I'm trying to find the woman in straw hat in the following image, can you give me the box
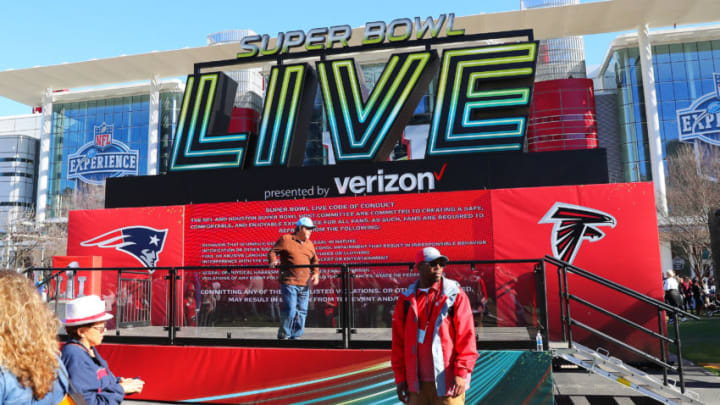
[61,295,144,405]
[0,270,70,404]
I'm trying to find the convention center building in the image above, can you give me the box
[0,1,715,260]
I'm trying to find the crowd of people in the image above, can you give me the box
[664,269,718,317]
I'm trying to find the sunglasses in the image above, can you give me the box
[426,259,447,268]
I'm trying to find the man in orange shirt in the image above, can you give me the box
[268,217,319,340]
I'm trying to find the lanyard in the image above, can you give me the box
[417,280,441,332]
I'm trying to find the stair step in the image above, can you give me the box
[553,342,700,405]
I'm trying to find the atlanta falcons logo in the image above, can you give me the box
[539,203,616,264]
[81,226,168,268]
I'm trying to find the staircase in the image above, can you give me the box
[553,342,701,404]
[543,256,704,405]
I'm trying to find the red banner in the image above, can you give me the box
[67,206,185,326]
[184,191,493,265]
[66,183,663,352]
[98,344,552,404]
[99,344,390,403]
[491,182,662,353]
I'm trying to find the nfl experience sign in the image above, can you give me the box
[68,123,139,185]
[677,72,720,146]
[168,15,539,171]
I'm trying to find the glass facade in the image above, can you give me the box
[521,0,586,81]
[610,39,720,182]
[159,92,183,174]
[0,133,39,228]
[48,91,182,218]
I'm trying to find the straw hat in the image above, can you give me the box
[63,295,113,326]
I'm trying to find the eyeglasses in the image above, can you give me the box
[91,326,106,333]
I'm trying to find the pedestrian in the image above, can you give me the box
[663,270,684,322]
[268,217,319,340]
[0,270,70,404]
[692,277,705,317]
[391,247,478,404]
[680,276,693,312]
[61,295,145,404]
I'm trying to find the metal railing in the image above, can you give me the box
[545,255,699,393]
[116,270,152,328]
[26,259,548,350]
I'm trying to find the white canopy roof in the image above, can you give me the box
[1,0,719,106]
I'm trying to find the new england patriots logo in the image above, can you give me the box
[81,226,168,268]
[539,203,616,264]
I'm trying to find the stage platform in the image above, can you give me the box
[100,344,553,403]
[101,325,537,349]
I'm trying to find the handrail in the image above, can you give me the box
[25,259,548,351]
[28,258,545,272]
[570,319,675,369]
[568,294,674,344]
[544,256,699,320]
[545,255,694,393]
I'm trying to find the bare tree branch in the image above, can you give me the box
[661,143,720,280]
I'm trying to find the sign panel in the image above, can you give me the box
[77,183,661,354]
[106,149,609,208]
[168,26,538,172]
[492,181,662,356]
[184,190,493,266]
[677,72,720,146]
[67,206,185,326]
[101,344,552,404]
[67,123,140,185]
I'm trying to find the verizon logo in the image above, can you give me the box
[334,167,444,195]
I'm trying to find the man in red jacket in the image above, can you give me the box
[391,247,478,404]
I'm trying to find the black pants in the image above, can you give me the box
[665,289,683,308]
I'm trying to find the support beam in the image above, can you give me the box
[638,24,671,272]
[36,89,53,222]
[147,75,160,176]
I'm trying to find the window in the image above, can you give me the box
[660,101,675,120]
[654,45,670,63]
[673,82,689,100]
[698,42,713,60]
[669,44,684,62]
[657,63,673,83]
[671,62,687,81]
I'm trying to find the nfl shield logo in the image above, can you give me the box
[94,123,114,149]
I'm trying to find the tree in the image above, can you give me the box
[0,182,106,270]
[1,208,67,270]
[661,142,720,280]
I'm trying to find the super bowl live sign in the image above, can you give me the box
[677,73,720,146]
[168,15,538,172]
[67,123,139,185]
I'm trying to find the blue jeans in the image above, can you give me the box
[279,284,309,339]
